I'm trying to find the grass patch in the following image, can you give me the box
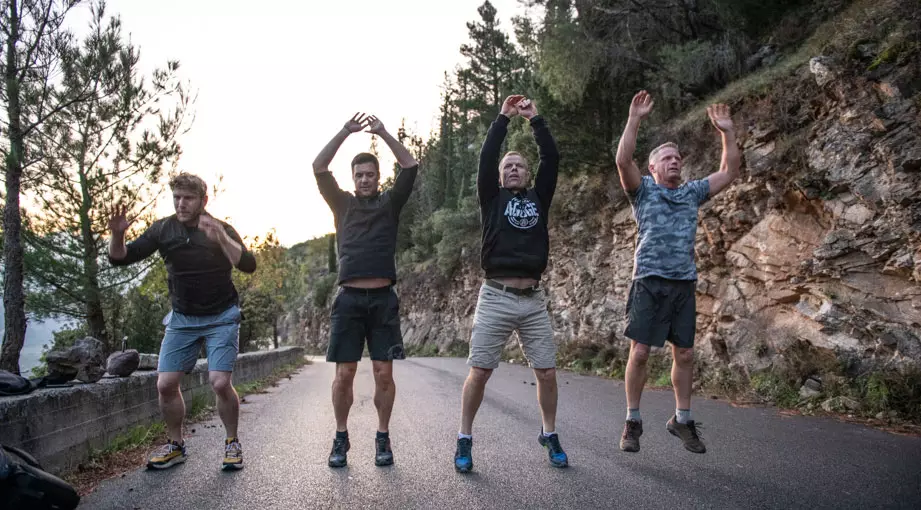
[867,39,918,70]
[95,422,166,458]
[186,394,215,422]
[750,372,800,408]
[652,370,672,388]
[405,343,440,357]
[852,369,921,422]
[234,357,311,398]
[405,340,469,358]
[674,0,892,131]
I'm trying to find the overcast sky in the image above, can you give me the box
[61,0,531,246]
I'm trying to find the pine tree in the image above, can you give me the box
[24,2,193,350]
[0,0,81,373]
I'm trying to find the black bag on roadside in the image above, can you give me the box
[0,370,34,397]
[0,444,80,510]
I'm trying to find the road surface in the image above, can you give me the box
[79,357,921,509]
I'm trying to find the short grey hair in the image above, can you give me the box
[648,142,680,165]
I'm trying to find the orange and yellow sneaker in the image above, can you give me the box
[222,437,243,470]
[147,440,186,470]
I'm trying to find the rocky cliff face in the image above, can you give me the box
[282,13,921,402]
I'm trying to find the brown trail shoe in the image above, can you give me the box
[620,420,643,452]
[666,415,706,453]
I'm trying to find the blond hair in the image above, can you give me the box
[501,151,529,169]
[648,142,680,165]
[169,172,207,198]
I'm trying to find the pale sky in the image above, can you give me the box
[65,0,530,247]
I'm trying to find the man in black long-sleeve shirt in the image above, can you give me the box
[454,96,568,473]
[108,172,256,471]
[313,113,419,469]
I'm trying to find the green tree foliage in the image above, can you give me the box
[24,1,192,352]
[0,0,81,374]
[120,261,169,354]
[233,230,286,352]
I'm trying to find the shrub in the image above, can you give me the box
[312,273,338,308]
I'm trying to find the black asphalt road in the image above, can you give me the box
[79,357,921,509]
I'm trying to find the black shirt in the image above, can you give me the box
[316,165,418,285]
[109,215,257,316]
[477,115,560,281]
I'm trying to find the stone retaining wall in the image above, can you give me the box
[0,347,304,474]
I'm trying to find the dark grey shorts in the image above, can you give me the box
[624,276,696,348]
[327,286,405,363]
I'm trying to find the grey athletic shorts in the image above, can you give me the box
[468,281,556,369]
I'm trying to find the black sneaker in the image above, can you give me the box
[328,435,350,467]
[454,437,473,473]
[620,420,643,452]
[666,415,706,453]
[537,431,569,468]
[375,435,394,466]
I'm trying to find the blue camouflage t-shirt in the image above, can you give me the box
[627,175,710,281]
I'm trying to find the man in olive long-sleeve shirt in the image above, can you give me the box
[109,172,256,471]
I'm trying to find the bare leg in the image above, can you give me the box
[210,371,240,438]
[157,372,185,443]
[625,341,651,410]
[459,367,493,435]
[332,362,358,432]
[371,361,395,432]
[534,368,558,432]
[671,345,694,410]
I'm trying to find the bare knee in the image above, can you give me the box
[209,373,234,395]
[629,342,651,366]
[334,363,358,385]
[673,347,694,367]
[157,374,181,397]
[467,367,493,387]
[533,368,557,385]
[372,361,394,389]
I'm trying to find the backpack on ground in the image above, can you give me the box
[0,444,80,510]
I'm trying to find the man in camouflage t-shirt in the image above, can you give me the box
[614,90,740,454]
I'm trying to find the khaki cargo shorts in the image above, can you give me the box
[468,281,557,369]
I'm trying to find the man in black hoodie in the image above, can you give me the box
[454,95,566,473]
[313,113,418,469]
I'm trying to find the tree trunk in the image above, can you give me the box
[0,1,27,375]
[78,160,108,349]
[272,321,279,350]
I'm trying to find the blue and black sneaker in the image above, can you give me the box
[537,430,569,468]
[328,434,350,468]
[454,437,473,473]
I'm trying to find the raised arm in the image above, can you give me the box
[477,94,523,204]
[366,116,419,211]
[314,114,366,213]
[517,99,560,207]
[312,113,367,175]
[367,115,417,169]
[108,204,158,266]
[615,91,653,193]
[704,103,740,198]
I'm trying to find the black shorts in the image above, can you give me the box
[624,276,696,348]
[327,286,405,363]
